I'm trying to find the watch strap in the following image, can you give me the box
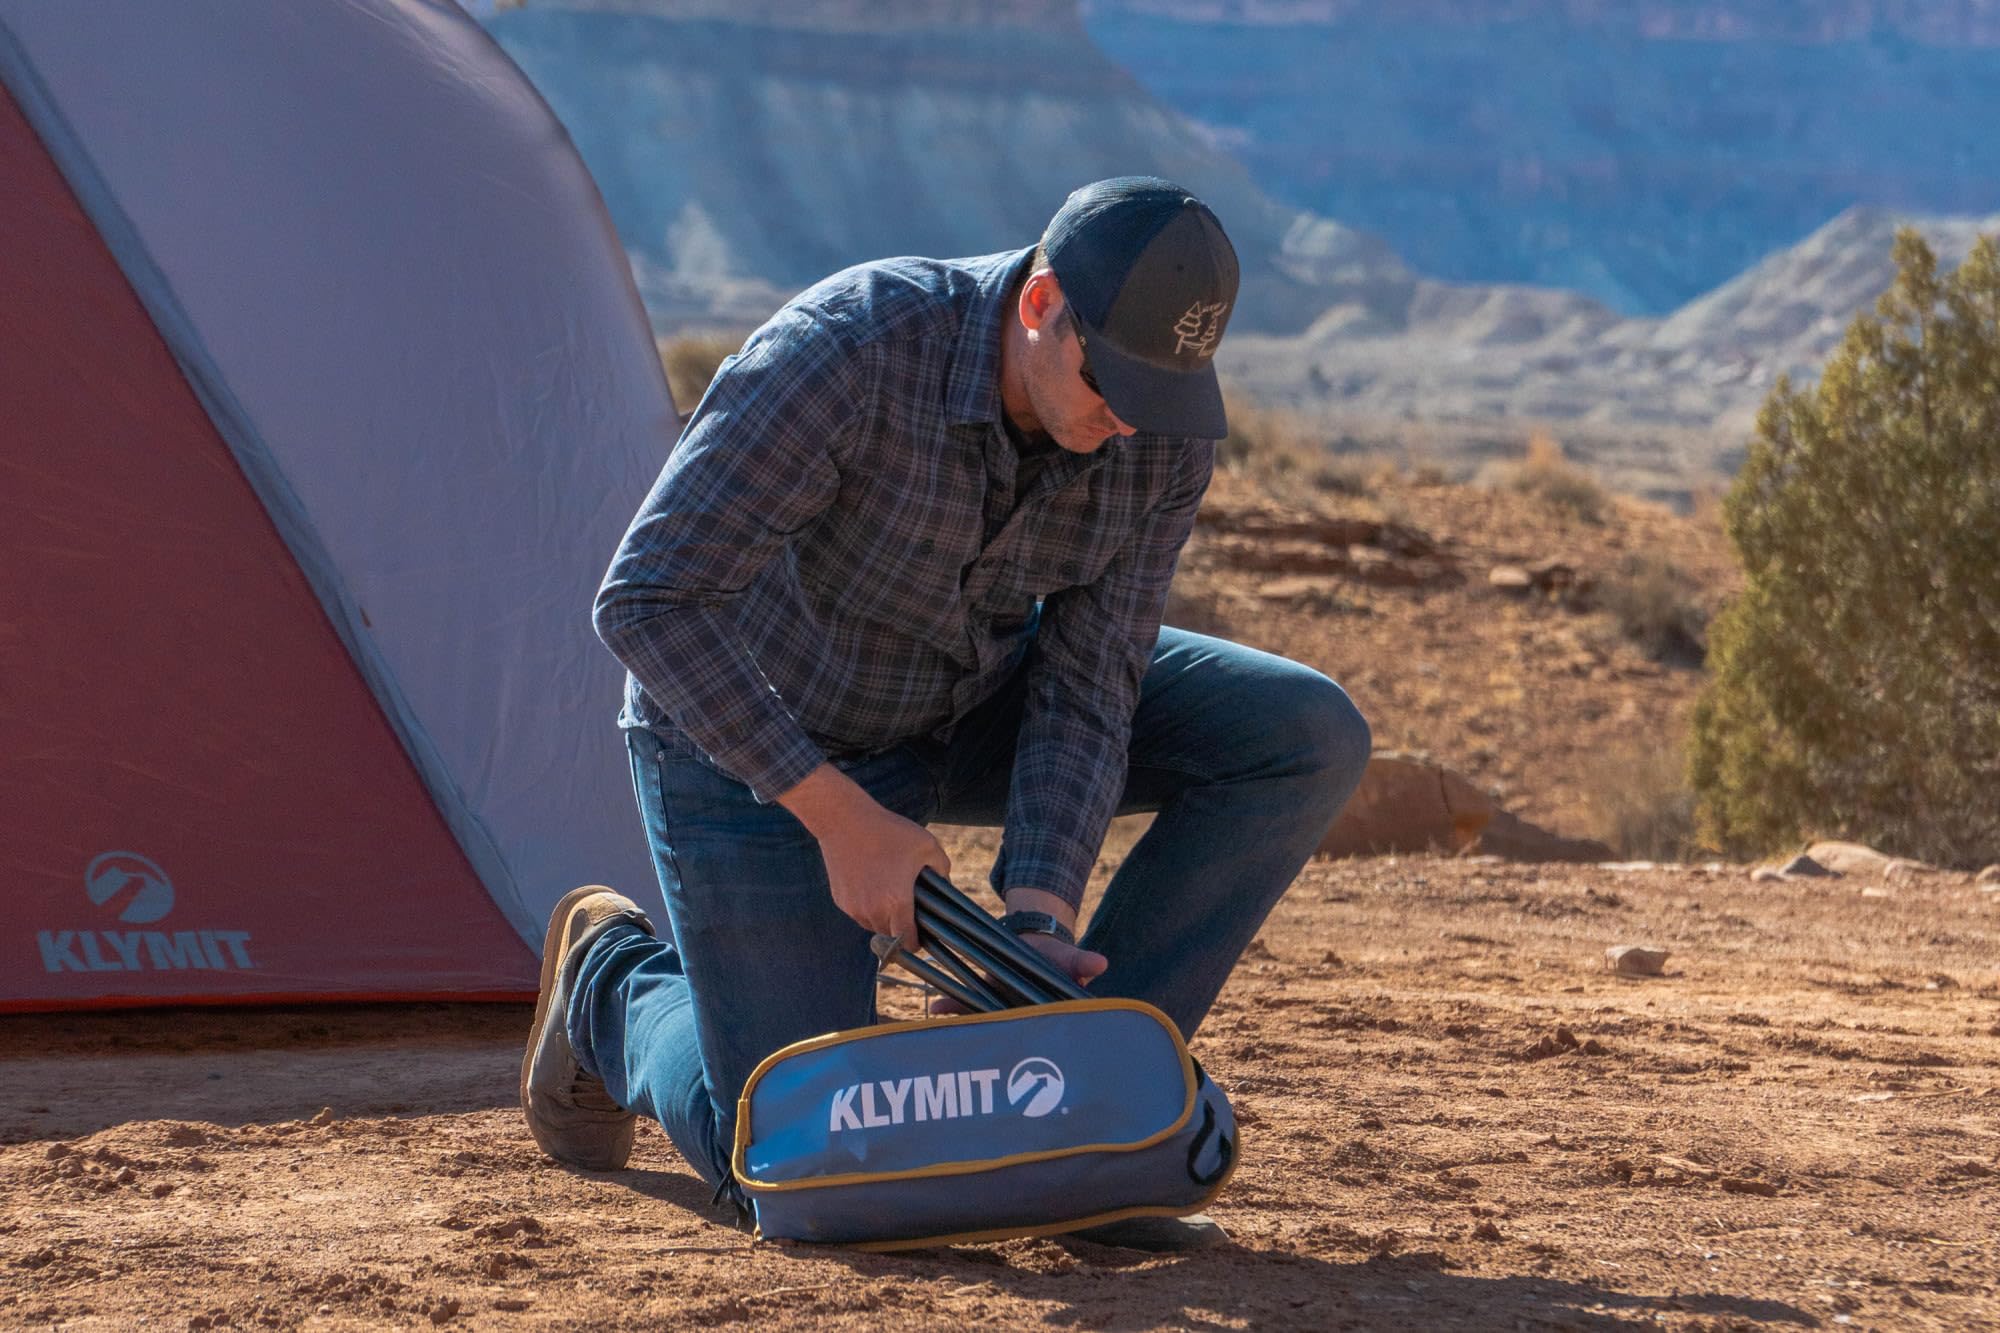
[998,909,1075,946]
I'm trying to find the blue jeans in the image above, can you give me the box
[569,627,1369,1192]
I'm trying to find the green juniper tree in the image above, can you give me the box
[1691,230,2000,866]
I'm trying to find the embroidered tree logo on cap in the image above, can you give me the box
[1173,301,1230,359]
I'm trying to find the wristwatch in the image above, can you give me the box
[998,909,1075,946]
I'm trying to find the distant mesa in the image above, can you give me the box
[486,1,2000,482]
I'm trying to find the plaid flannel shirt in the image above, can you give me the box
[594,247,1214,910]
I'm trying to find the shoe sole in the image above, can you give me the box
[1068,1213,1231,1252]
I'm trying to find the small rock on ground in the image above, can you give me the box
[1606,945,1668,976]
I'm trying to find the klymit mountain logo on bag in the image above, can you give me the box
[36,851,257,974]
[1005,1057,1065,1118]
[829,1058,1066,1132]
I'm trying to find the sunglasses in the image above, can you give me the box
[1068,314,1104,399]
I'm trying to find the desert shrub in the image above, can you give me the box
[1690,230,2000,867]
[1583,741,1698,861]
[1600,552,1706,666]
[1216,394,1313,481]
[1217,394,1393,501]
[1309,451,1398,497]
[1486,430,1608,522]
[1161,579,1237,640]
[658,332,743,415]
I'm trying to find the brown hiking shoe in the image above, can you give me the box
[520,884,655,1170]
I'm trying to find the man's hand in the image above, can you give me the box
[925,930,1106,1015]
[1018,928,1109,989]
[1000,886,1106,984]
[925,887,1107,1015]
[778,763,948,943]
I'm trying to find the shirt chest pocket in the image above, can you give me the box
[796,525,969,639]
[973,503,1133,613]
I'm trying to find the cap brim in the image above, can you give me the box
[1082,323,1229,440]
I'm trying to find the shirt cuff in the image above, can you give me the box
[697,710,828,805]
[988,828,1096,915]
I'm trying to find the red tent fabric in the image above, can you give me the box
[3,0,675,1014]
[0,84,538,1011]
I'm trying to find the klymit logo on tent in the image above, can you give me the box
[85,851,174,922]
[828,1058,1066,1133]
[36,852,257,974]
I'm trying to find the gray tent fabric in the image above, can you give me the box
[0,0,673,942]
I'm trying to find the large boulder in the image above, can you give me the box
[1477,807,1616,863]
[1318,752,1612,862]
[1802,840,1936,880]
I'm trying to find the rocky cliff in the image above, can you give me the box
[484,1,2000,492]
[485,1,1403,332]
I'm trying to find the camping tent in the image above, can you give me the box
[0,1,675,1011]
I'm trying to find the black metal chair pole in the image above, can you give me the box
[915,869,1090,1002]
[868,934,999,1013]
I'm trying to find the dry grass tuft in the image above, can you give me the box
[1217,394,1316,482]
[1600,552,1708,667]
[1581,740,1699,861]
[1404,456,1451,487]
[657,332,744,416]
[1218,393,1399,500]
[1310,451,1403,497]
[1484,430,1610,523]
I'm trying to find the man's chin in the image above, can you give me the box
[1054,427,1111,454]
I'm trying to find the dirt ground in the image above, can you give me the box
[5,835,1996,1331]
[1172,467,1739,845]
[5,472,1993,1329]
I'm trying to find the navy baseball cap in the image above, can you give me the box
[1041,176,1239,439]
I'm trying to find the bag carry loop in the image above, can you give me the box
[1185,1096,1235,1186]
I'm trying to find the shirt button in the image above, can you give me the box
[917,539,935,555]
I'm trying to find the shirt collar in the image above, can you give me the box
[944,246,1036,427]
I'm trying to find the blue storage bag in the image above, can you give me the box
[731,997,1237,1248]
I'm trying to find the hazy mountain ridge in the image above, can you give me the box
[1082,2,2000,314]
[1088,2,2000,44]
[486,4,1405,334]
[1216,208,2000,404]
[1218,206,2000,495]
[486,1,1999,491]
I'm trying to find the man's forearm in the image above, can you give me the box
[783,762,1074,932]
[776,762,874,839]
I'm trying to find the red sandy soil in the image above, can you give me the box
[4,847,1996,1330]
[1173,467,1739,842]
[6,474,1994,1329]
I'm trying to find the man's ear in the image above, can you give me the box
[1018,269,1063,331]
